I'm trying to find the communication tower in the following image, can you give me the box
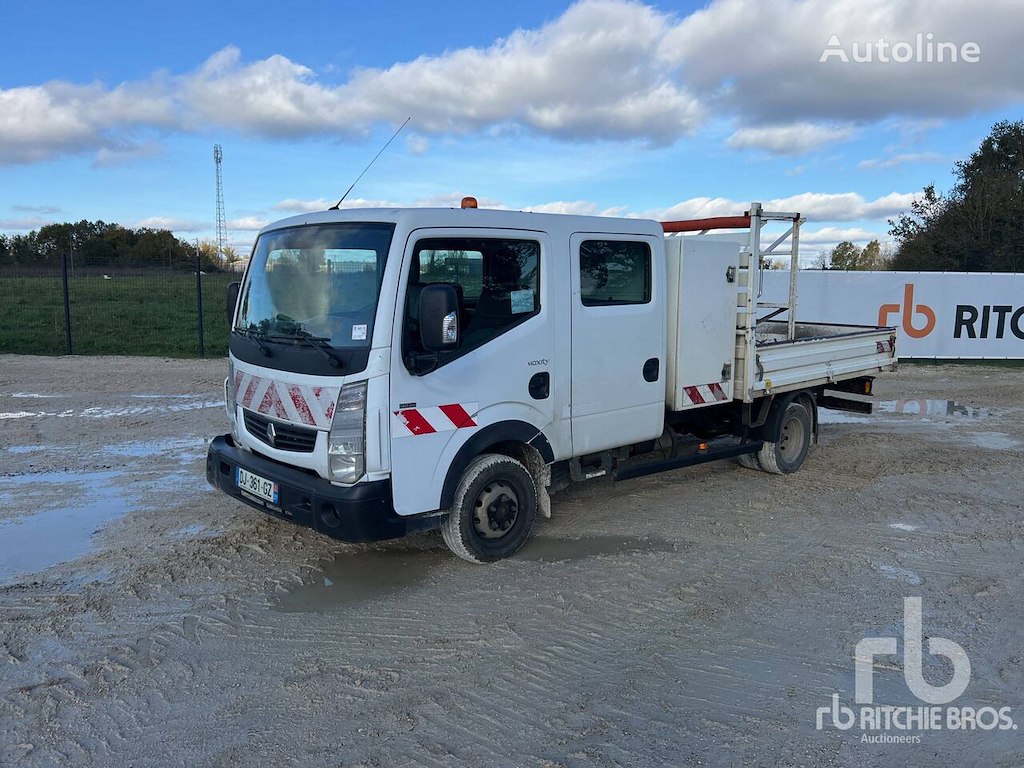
[214,144,227,262]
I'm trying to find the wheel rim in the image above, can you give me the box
[472,480,519,539]
[779,412,806,458]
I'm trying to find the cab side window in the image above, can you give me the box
[404,237,540,371]
[580,240,651,306]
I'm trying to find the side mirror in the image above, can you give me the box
[419,283,459,352]
[226,282,241,325]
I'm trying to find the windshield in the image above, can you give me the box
[236,223,395,348]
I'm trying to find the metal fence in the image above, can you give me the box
[0,251,236,357]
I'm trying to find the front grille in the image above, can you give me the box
[243,410,318,453]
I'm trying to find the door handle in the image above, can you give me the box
[643,358,660,382]
[529,372,550,400]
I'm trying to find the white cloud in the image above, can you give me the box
[660,0,1024,124]
[272,196,398,213]
[522,200,629,217]
[134,216,205,231]
[652,191,916,223]
[11,205,62,214]
[180,2,703,144]
[181,47,351,138]
[727,123,856,155]
[273,193,508,213]
[0,216,57,231]
[273,198,338,213]
[405,135,430,156]
[5,0,1019,165]
[0,81,174,165]
[93,141,165,168]
[227,216,271,231]
[798,226,885,245]
[268,190,916,229]
[858,152,953,169]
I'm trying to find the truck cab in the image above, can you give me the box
[208,206,670,561]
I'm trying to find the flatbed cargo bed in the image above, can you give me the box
[749,320,896,396]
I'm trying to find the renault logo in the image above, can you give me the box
[266,422,277,447]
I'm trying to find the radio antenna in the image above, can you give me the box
[329,117,412,210]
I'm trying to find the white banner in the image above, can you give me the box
[762,271,1024,359]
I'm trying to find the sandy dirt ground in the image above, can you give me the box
[1,355,1023,767]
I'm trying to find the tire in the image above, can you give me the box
[737,452,761,470]
[757,401,813,475]
[441,454,538,563]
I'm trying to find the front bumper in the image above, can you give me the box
[206,434,442,542]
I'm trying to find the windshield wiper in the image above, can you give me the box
[263,333,345,370]
[236,327,272,357]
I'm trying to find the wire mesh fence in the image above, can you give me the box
[0,251,237,357]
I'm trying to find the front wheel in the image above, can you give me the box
[757,401,813,475]
[441,454,538,563]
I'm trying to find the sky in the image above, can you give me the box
[2,0,1022,264]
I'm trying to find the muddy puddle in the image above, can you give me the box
[0,437,212,583]
[103,437,208,461]
[0,398,221,421]
[876,562,924,586]
[275,535,676,613]
[0,470,129,583]
[819,398,1002,425]
[819,398,1022,450]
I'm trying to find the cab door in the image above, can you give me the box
[569,233,666,454]
[388,229,563,516]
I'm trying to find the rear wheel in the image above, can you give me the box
[757,401,813,475]
[737,451,761,470]
[442,454,538,563]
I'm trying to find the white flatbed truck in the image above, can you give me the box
[207,201,897,562]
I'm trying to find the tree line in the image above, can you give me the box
[0,220,231,272]
[819,120,1023,271]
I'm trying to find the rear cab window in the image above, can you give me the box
[579,240,652,306]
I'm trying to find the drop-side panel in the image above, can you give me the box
[751,323,897,396]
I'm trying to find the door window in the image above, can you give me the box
[404,237,540,371]
[579,240,651,306]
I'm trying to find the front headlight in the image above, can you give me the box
[225,360,239,440]
[328,381,367,483]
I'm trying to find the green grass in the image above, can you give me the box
[4,274,1024,364]
[1,273,235,356]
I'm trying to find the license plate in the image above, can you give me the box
[236,467,279,504]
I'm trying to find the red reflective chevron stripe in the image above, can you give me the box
[709,382,727,401]
[396,409,436,436]
[288,386,315,425]
[439,403,477,428]
[684,386,705,405]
